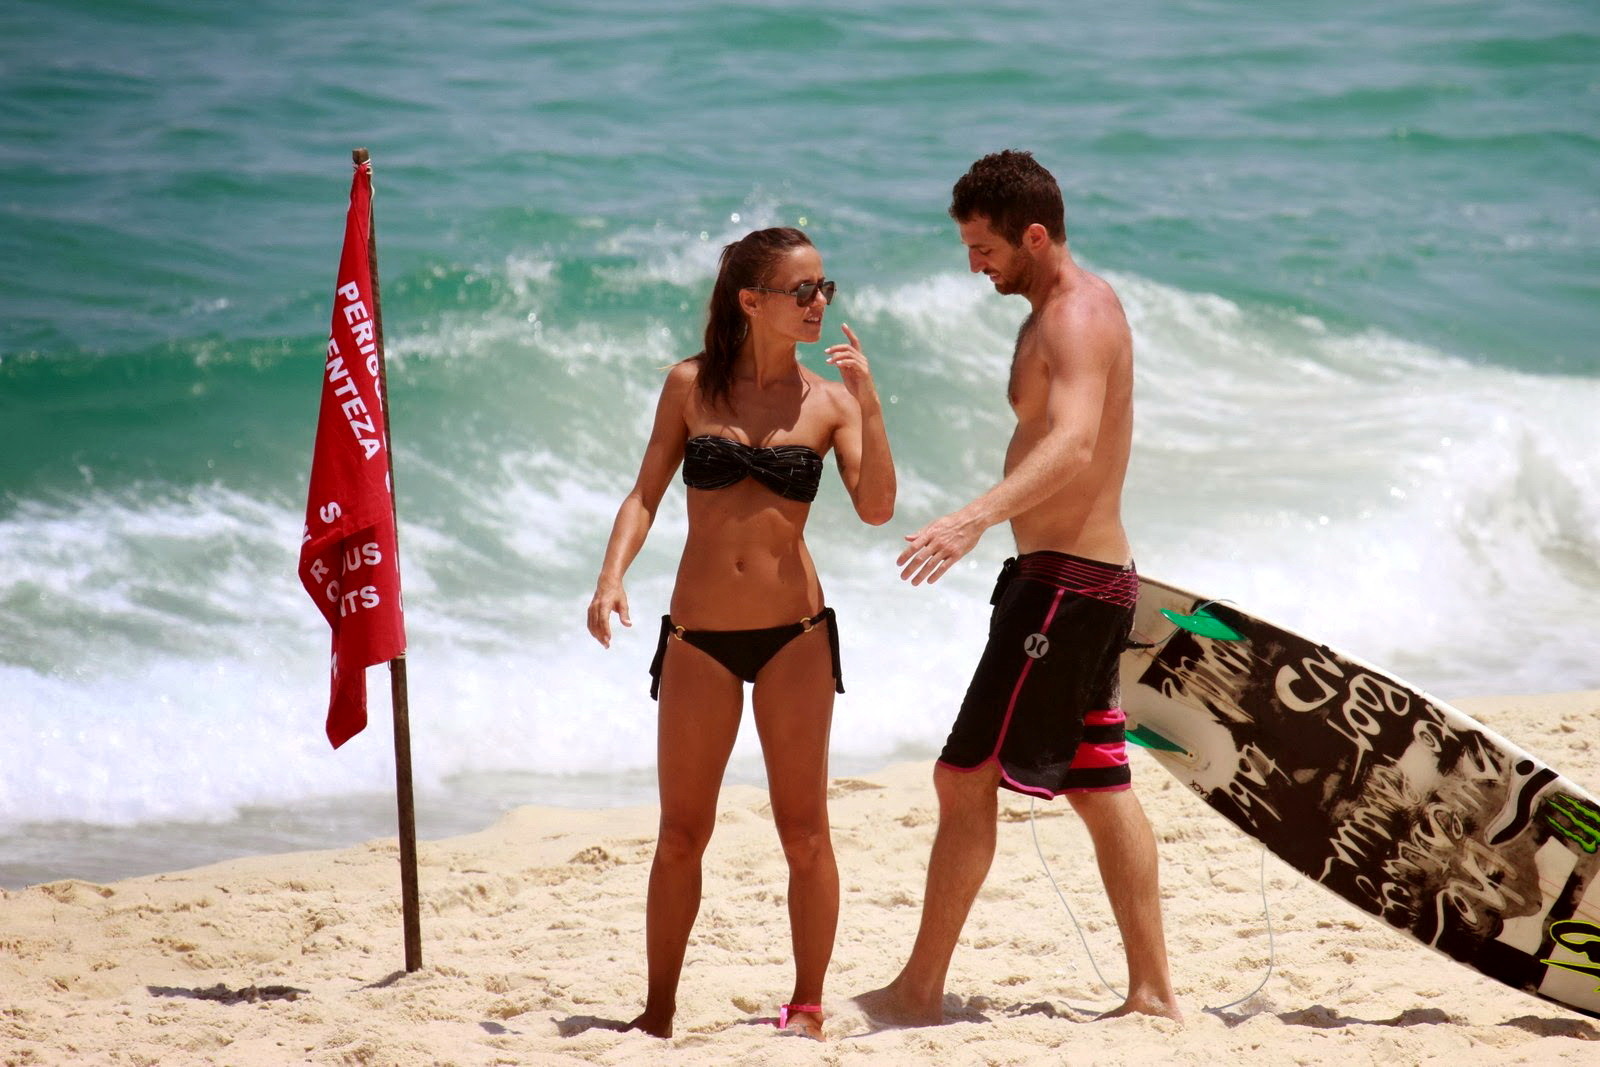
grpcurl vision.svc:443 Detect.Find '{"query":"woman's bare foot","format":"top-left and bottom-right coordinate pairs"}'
top-left (625, 1006), bottom-right (674, 1038)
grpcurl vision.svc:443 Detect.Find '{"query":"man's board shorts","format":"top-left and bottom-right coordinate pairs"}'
top-left (938, 550), bottom-right (1137, 798)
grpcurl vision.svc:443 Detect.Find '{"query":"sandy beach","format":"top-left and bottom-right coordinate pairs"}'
top-left (4, 691), bottom-right (1598, 1066)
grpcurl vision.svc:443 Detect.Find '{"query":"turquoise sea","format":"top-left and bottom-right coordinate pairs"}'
top-left (2, 0), bottom-right (1596, 887)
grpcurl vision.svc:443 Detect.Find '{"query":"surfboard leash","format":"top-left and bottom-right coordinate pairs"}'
top-left (1027, 796), bottom-right (1127, 1008)
top-left (1203, 843), bottom-right (1276, 1016)
top-left (1028, 798), bottom-right (1278, 1016)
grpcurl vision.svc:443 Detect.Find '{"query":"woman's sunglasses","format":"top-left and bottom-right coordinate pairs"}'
top-left (744, 279), bottom-right (837, 306)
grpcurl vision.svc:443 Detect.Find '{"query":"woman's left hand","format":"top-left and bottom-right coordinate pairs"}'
top-left (825, 323), bottom-right (880, 409)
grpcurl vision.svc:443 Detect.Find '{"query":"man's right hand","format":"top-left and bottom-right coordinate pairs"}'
top-left (897, 508), bottom-right (987, 585)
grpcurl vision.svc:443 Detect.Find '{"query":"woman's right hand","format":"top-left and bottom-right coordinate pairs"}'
top-left (587, 581), bottom-right (631, 648)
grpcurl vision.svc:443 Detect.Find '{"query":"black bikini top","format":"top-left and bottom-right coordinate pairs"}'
top-left (682, 435), bottom-right (823, 503)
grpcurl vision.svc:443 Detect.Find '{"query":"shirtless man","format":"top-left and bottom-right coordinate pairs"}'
top-left (858, 150), bottom-right (1181, 1024)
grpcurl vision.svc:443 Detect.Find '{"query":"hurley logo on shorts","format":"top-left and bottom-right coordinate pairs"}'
top-left (1024, 633), bottom-right (1050, 659)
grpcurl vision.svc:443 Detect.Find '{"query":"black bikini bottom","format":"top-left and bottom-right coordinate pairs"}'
top-left (648, 607), bottom-right (843, 700)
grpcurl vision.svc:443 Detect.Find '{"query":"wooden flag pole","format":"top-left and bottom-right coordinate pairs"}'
top-left (353, 146), bottom-right (423, 973)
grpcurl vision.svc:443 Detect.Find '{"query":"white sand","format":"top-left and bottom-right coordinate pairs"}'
top-left (4, 692), bottom-right (1599, 1065)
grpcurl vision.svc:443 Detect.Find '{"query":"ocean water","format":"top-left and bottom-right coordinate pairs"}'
top-left (2, 0), bottom-right (1596, 888)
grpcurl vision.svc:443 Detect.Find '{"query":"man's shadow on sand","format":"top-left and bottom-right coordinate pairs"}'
top-left (545, 997), bottom-right (1600, 1043)
top-left (1205, 1003), bottom-right (1597, 1039)
top-left (845, 995), bottom-right (1599, 1042)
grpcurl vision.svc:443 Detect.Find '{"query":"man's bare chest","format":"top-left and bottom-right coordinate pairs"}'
top-left (1007, 321), bottom-right (1048, 416)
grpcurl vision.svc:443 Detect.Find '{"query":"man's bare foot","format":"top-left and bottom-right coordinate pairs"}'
top-left (778, 1007), bottom-right (825, 1040)
top-left (1095, 993), bottom-right (1183, 1022)
top-left (851, 982), bottom-right (943, 1028)
top-left (625, 1007), bottom-right (673, 1038)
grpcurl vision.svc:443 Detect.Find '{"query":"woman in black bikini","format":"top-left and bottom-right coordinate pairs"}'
top-left (588, 227), bottom-right (896, 1040)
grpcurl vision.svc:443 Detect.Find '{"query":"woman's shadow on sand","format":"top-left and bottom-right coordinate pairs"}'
top-left (553, 1015), bottom-right (634, 1037)
top-left (553, 1013), bottom-right (808, 1038)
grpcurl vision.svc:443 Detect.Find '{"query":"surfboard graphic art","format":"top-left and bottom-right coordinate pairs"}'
top-left (1119, 576), bottom-right (1600, 1018)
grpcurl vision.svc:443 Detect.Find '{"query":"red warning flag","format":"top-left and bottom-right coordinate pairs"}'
top-left (298, 160), bottom-right (406, 748)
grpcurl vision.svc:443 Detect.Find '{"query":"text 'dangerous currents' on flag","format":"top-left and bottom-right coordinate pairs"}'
top-left (298, 159), bottom-right (406, 748)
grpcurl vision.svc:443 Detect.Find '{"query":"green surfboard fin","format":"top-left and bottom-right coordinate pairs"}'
top-left (1160, 607), bottom-right (1243, 641)
top-left (1126, 723), bottom-right (1188, 754)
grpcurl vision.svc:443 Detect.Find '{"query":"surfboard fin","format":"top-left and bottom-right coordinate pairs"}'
top-left (1161, 607), bottom-right (1243, 641)
top-left (1126, 723), bottom-right (1189, 754)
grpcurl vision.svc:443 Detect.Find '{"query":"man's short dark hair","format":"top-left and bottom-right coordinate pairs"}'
top-left (948, 150), bottom-right (1066, 246)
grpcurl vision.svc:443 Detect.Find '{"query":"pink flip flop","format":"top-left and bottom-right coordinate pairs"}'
top-left (776, 1003), bottom-right (822, 1030)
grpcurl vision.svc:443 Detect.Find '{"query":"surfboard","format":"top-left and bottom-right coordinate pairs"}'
top-left (1118, 575), bottom-right (1600, 1019)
